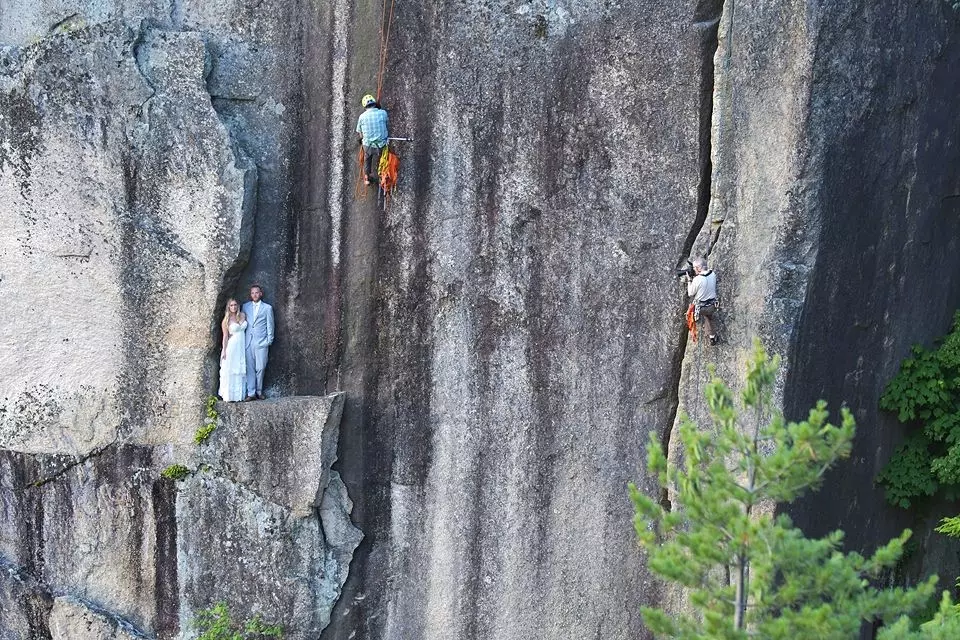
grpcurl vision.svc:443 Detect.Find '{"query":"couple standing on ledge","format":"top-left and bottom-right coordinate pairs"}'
top-left (218, 283), bottom-right (275, 402)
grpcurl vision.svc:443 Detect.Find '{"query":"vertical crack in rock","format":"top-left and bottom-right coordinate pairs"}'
top-left (680, 0), bottom-right (724, 264)
top-left (200, 44), bottom-right (259, 379)
top-left (661, 0), bottom-right (725, 509)
top-left (131, 24), bottom-right (157, 117)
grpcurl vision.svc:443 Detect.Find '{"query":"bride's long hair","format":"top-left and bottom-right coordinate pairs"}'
top-left (221, 298), bottom-right (240, 330)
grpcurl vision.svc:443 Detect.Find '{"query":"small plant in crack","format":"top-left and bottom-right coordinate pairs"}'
top-left (195, 395), bottom-right (219, 445)
top-left (193, 602), bottom-right (283, 639)
top-left (160, 464), bottom-right (190, 481)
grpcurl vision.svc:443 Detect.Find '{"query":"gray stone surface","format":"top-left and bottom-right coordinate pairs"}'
top-left (199, 395), bottom-right (344, 517)
top-left (40, 446), bottom-right (159, 633)
top-left (317, 1), bottom-right (714, 637)
top-left (49, 595), bottom-right (147, 640)
top-left (0, 19), bottom-right (252, 455)
top-left (2, 1), bottom-right (960, 640)
top-left (778, 0), bottom-right (960, 577)
top-left (0, 559), bottom-right (53, 640)
top-left (1, 445), bottom-right (171, 636)
top-left (676, 0), bottom-right (960, 600)
top-left (178, 394), bottom-right (360, 639)
top-left (0, 397), bottom-right (356, 639)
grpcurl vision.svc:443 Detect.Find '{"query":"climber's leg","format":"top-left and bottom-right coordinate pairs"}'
top-left (364, 145), bottom-right (381, 184)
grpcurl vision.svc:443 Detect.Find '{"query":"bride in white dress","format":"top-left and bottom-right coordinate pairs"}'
top-left (218, 298), bottom-right (248, 402)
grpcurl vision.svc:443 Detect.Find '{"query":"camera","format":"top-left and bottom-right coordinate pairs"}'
top-left (675, 260), bottom-right (695, 279)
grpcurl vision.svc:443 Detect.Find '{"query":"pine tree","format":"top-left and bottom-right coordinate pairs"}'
top-left (629, 341), bottom-right (951, 639)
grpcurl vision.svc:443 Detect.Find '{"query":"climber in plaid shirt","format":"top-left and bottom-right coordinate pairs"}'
top-left (356, 94), bottom-right (390, 186)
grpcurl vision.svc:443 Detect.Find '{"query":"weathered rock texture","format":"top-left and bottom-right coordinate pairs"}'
top-left (179, 396), bottom-right (361, 639)
top-left (3, 0), bottom-right (960, 639)
top-left (315, 1), bottom-right (718, 637)
top-left (0, 394), bottom-right (358, 639)
top-left (0, 19), bottom-right (251, 454)
top-left (48, 596), bottom-right (146, 640)
top-left (677, 0), bottom-right (960, 598)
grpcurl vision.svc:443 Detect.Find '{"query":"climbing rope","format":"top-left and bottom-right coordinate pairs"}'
top-left (355, 0), bottom-right (397, 204)
top-left (354, 146), bottom-right (369, 201)
top-left (376, 0), bottom-right (396, 102)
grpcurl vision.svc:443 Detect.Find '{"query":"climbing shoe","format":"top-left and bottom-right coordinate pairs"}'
top-left (709, 335), bottom-right (718, 346)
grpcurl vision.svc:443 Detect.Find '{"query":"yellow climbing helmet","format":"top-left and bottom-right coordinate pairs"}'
top-left (361, 94), bottom-right (377, 107)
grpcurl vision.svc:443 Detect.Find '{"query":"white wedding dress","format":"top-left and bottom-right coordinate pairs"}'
top-left (218, 320), bottom-right (248, 401)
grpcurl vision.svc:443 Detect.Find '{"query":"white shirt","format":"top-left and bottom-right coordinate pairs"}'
top-left (251, 300), bottom-right (261, 322)
top-left (688, 270), bottom-right (717, 305)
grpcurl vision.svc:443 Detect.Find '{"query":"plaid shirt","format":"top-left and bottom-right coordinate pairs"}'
top-left (356, 107), bottom-right (389, 148)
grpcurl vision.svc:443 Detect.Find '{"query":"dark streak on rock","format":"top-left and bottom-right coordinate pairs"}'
top-left (152, 477), bottom-right (179, 638)
top-left (0, 557), bottom-right (54, 639)
top-left (0, 77), bottom-right (43, 199)
top-left (525, 215), bottom-right (560, 606)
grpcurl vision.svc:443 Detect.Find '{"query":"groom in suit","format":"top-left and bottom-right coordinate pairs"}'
top-left (242, 283), bottom-right (274, 400)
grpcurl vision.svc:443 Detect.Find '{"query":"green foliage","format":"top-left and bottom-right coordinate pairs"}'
top-left (934, 515), bottom-right (960, 591)
top-left (879, 592), bottom-right (960, 639)
top-left (195, 395), bottom-right (220, 445)
top-left (876, 435), bottom-right (939, 508)
top-left (877, 312), bottom-right (960, 507)
top-left (194, 602), bottom-right (283, 640)
top-left (194, 423), bottom-right (216, 444)
top-left (934, 515), bottom-right (960, 539)
top-left (160, 464), bottom-right (190, 481)
top-left (206, 395), bottom-right (220, 421)
top-left (630, 340), bottom-right (939, 639)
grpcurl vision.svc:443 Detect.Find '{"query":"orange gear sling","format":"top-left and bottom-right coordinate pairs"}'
top-left (378, 145), bottom-right (399, 194)
top-left (686, 304), bottom-right (698, 343)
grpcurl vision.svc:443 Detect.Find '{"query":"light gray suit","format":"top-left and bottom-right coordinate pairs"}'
top-left (242, 300), bottom-right (274, 396)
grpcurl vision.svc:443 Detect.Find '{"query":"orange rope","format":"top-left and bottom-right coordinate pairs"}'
top-left (375, 0), bottom-right (396, 101)
top-left (354, 146), bottom-right (368, 200)
top-left (686, 304), bottom-right (698, 343)
top-left (376, 0), bottom-right (388, 98)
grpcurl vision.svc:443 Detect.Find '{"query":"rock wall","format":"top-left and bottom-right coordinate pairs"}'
top-left (3, 0), bottom-right (960, 639)
top-left (781, 0), bottom-right (960, 572)
top-left (0, 4), bottom-right (363, 637)
top-left (0, 19), bottom-right (252, 454)
top-left (0, 395), bottom-right (358, 639)
top-left (676, 0), bottom-right (960, 595)
top-left (179, 396), bottom-right (361, 639)
top-left (312, 1), bottom-right (720, 638)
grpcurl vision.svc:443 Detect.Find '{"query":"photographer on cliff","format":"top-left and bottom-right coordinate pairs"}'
top-left (685, 256), bottom-right (719, 345)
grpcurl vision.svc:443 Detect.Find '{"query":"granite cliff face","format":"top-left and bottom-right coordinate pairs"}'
top-left (2, 0), bottom-right (959, 639)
